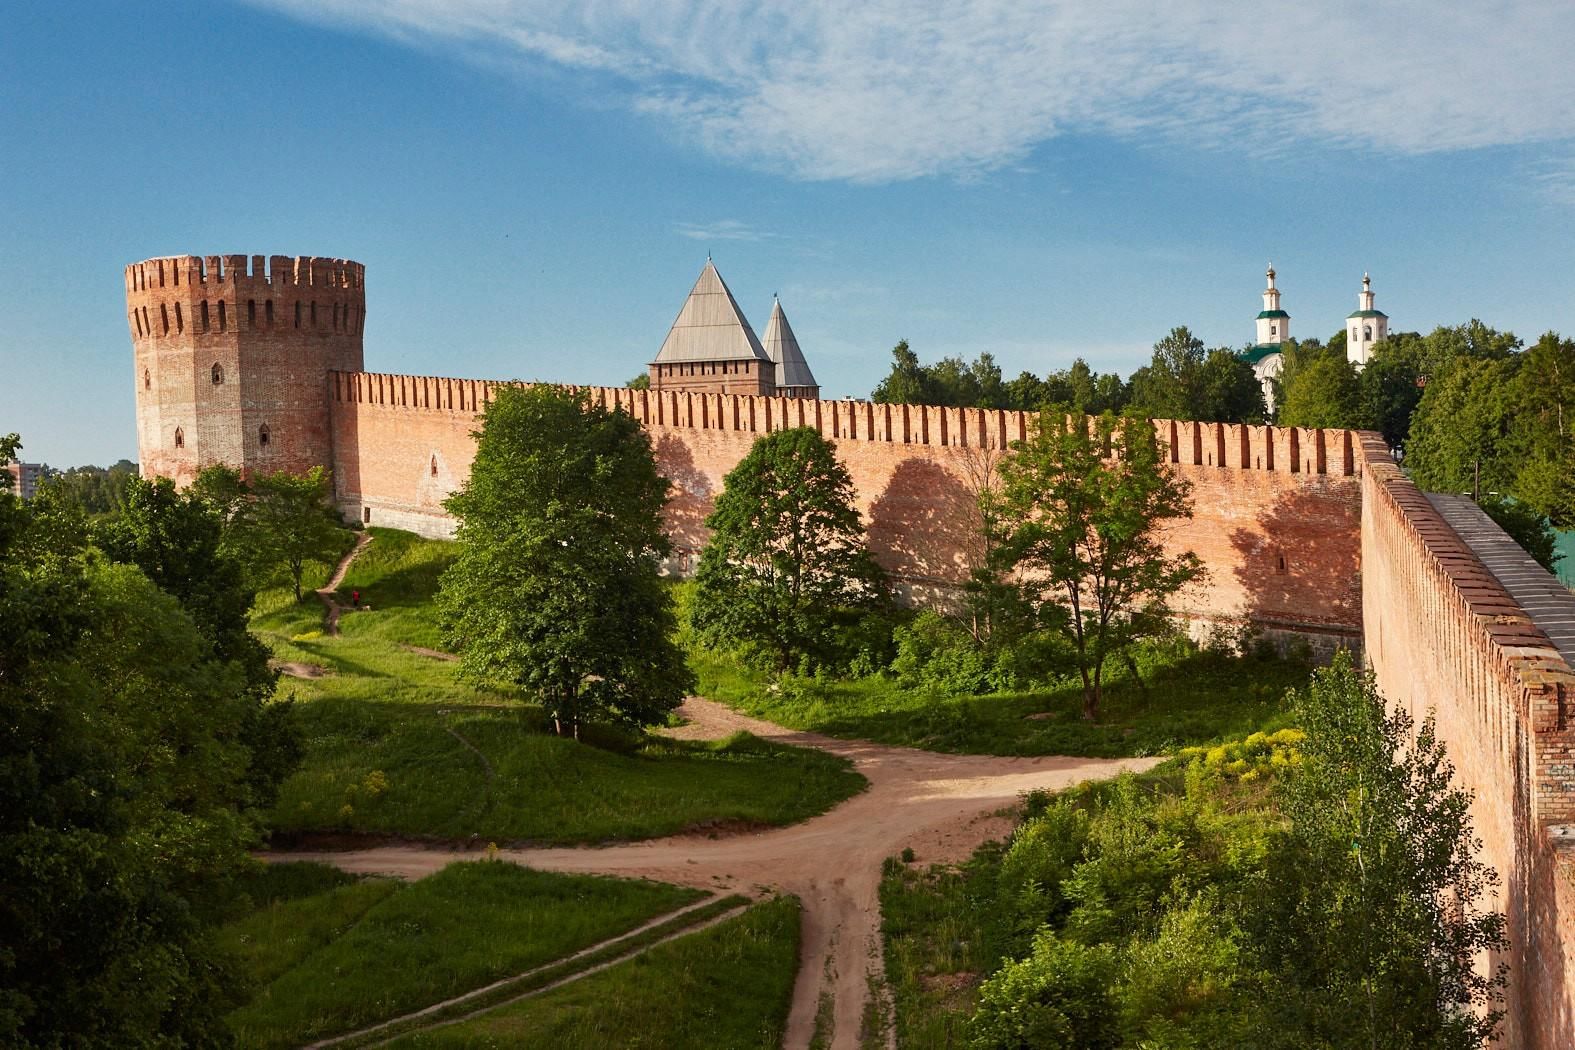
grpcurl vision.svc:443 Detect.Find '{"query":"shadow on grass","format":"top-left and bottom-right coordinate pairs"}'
top-left (698, 644), bottom-right (1310, 759)
top-left (270, 696), bottom-right (866, 846)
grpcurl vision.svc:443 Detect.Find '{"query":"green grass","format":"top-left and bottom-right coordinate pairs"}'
top-left (387, 895), bottom-right (802, 1050)
top-left (271, 705), bottom-right (867, 844)
top-left (218, 871), bottom-right (400, 988)
top-left (692, 641), bottom-right (1311, 758)
top-left (225, 860), bottom-right (704, 1048)
top-left (253, 528), bottom-right (866, 844)
top-left (878, 849), bottom-right (1008, 1050)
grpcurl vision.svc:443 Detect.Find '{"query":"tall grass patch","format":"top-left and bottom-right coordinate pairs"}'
top-left (226, 861), bottom-right (702, 1048)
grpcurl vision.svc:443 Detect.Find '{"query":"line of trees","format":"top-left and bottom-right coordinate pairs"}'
top-left (1, 434), bottom-right (332, 1045)
top-left (870, 327), bottom-right (1265, 424)
top-left (1275, 322), bottom-right (1573, 570)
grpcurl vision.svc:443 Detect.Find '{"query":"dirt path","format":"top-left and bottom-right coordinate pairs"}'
top-left (318, 531), bottom-right (373, 636)
top-left (267, 698), bottom-right (1159, 1049)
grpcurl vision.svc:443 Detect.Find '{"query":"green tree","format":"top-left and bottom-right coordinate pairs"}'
top-left (1128, 326), bottom-right (1206, 420)
top-left (248, 466), bottom-right (345, 601)
top-left (94, 476), bottom-right (273, 694)
top-left (625, 372), bottom-right (651, 390)
top-left (1, 437), bottom-right (283, 1045)
top-left (1196, 348), bottom-right (1266, 423)
top-left (992, 414), bottom-right (1203, 720)
top-left (1279, 351), bottom-right (1366, 429)
top-left (1356, 335), bottom-right (1426, 454)
top-left (1405, 356), bottom-right (1522, 498)
top-left (692, 427), bottom-right (886, 669)
top-left (1129, 328), bottom-right (1259, 422)
top-left (438, 385), bottom-right (690, 737)
top-left (871, 339), bottom-right (929, 405)
top-left (1255, 653), bottom-right (1508, 1048)
top-left (36, 460), bottom-right (139, 516)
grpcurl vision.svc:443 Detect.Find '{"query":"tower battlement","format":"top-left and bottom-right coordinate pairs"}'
top-left (126, 253), bottom-right (366, 486)
top-left (125, 255), bottom-right (363, 295)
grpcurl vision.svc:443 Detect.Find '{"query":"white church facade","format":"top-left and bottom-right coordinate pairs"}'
top-left (1239, 266), bottom-right (1391, 414)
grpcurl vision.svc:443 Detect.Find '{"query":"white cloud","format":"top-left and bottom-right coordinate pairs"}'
top-left (672, 219), bottom-right (772, 241)
top-left (245, 1), bottom-right (1575, 182)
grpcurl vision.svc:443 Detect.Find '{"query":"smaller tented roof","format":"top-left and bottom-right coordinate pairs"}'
top-left (760, 298), bottom-right (818, 390)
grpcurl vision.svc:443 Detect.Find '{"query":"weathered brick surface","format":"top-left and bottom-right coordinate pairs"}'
top-left (328, 376), bottom-right (1364, 639)
top-left (1360, 436), bottom-right (1575, 1047)
top-left (649, 359), bottom-right (774, 396)
top-left (126, 255), bottom-right (364, 485)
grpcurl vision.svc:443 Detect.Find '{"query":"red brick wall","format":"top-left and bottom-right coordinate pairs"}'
top-left (649, 359), bottom-right (775, 396)
top-left (330, 375), bottom-right (1364, 639)
top-left (126, 255), bottom-right (364, 486)
top-left (1360, 435), bottom-right (1575, 1046)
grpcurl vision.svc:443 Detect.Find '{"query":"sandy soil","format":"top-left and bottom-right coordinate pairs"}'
top-left (266, 697), bottom-right (1159, 1049)
top-left (271, 661), bottom-right (330, 680)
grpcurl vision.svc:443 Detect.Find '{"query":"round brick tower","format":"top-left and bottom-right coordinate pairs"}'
top-left (126, 254), bottom-right (365, 486)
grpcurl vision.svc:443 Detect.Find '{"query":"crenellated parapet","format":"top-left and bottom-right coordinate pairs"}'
top-left (125, 255), bottom-right (365, 346)
top-left (331, 370), bottom-right (1362, 477)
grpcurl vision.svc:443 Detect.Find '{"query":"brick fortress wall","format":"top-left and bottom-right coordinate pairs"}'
top-left (1359, 436), bottom-right (1575, 1046)
top-left (328, 372), bottom-right (1364, 642)
top-left (127, 255), bottom-right (365, 486)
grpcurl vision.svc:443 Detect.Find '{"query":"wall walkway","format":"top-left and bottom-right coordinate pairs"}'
top-left (1362, 440), bottom-right (1575, 1046)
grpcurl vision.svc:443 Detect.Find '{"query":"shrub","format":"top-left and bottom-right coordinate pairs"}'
top-left (891, 611), bottom-right (1069, 694)
top-left (969, 933), bottom-right (1120, 1050)
top-left (1177, 728), bottom-right (1304, 783)
top-left (891, 611), bottom-right (995, 693)
top-left (996, 802), bottom-right (1092, 946)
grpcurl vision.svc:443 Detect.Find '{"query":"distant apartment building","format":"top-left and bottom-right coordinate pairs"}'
top-left (3, 461), bottom-right (46, 500)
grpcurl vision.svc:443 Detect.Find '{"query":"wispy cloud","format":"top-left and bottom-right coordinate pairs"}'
top-left (672, 219), bottom-right (773, 242)
top-left (245, 1), bottom-right (1575, 183)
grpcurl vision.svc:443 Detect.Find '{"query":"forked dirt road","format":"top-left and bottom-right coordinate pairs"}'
top-left (270, 698), bottom-right (1159, 1049)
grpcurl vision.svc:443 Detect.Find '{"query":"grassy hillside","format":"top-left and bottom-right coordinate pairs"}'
top-left (253, 528), bottom-right (865, 845)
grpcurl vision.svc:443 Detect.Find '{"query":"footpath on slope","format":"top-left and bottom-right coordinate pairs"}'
top-left (319, 531), bottom-right (373, 637)
top-left (266, 697), bottom-right (1158, 1050)
top-left (273, 531), bottom-right (372, 680)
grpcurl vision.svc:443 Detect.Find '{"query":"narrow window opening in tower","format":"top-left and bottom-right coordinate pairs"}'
top-left (142, 306), bottom-right (150, 333)
top-left (132, 311), bottom-right (141, 337)
top-left (174, 427), bottom-right (184, 449)
top-left (211, 363), bottom-right (224, 385)
top-left (258, 425), bottom-right (270, 447)
top-left (1364, 326), bottom-right (1373, 341)
top-left (158, 261), bottom-right (165, 287)
top-left (430, 454), bottom-right (438, 477)
top-left (363, 507), bottom-right (371, 524)
top-left (265, 300), bottom-right (274, 327)
top-left (295, 301), bottom-right (302, 328)
top-left (201, 301), bottom-right (210, 332)
top-left (248, 300), bottom-right (257, 328)
top-left (1270, 324), bottom-right (1277, 337)
top-left (174, 302), bottom-right (183, 333)
top-left (143, 368), bottom-right (150, 390)
top-left (218, 300), bottom-right (227, 332)
top-left (160, 304), bottom-right (169, 334)
top-left (1277, 554), bottom-right (1287, 573)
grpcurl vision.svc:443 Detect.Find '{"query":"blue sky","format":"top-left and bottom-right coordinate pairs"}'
top-left (5, 1), bottom-right (1575, 466)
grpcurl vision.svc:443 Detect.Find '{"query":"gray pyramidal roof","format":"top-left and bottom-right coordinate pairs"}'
top-left (760, 298), bottom-right (818, 390)
top-left (653, 260), bottom-right (770, 365)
